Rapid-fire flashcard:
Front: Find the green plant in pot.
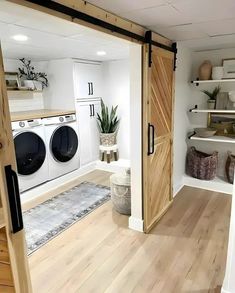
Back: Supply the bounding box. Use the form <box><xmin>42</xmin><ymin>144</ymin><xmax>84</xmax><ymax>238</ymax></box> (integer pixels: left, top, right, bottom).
<box><xmin>97</xmin><ymin>99</ymin><xmax>120</xmax><ymax>146</ymax></box>
<box><xmin>18</xmin><ymin>58</ymin><xmax>49</xmax><ymax>91</ymax></box>
<box><xmin>202</xmin><ymin>86</ymin><xmax>220</xmax><ymax>110</ymax></box>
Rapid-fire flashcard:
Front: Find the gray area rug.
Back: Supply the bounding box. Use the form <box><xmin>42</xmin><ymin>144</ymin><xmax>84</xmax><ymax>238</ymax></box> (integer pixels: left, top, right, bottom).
<box><xmin>23</xmin><ymin>181</ymin><xmax>110</xmax><ymax>254</ymax></box>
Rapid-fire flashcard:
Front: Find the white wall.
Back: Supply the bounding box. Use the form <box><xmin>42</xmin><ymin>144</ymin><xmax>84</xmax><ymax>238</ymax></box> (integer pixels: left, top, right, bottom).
<box><xmin>102</xmin><ymin>59</ymin><xmax>130</xmax><ymax>160</ymax></box>
<box><xmin>222</xmin><ymin>174</ymin><xmax>235</xmax><ymax>293</ymax></box>
<box><xmin>43</xmin><ymin>58</ymin><xmax>75</xmax><ymax>110</ymax></box>
<box><xmin>129</xmin><ymin>44</ymin><xmax>143</xmax><ymax>231</ymax></box>
<box><xmin>173</xmin><ymin>44</ymin><xmax>192</xmax><ymax>195</ymax></box>
<box><xmin>3</xmin><ymin>58</ymin><xmax>47</xmax><ymax>112</ymax></box>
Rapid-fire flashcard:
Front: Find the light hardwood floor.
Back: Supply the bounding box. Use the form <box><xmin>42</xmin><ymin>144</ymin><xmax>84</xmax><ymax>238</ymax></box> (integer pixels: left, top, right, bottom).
<box><xmin>28</xmin><ymin>171</ymin><xmax>231</xmax><ymax>293</ymax></box>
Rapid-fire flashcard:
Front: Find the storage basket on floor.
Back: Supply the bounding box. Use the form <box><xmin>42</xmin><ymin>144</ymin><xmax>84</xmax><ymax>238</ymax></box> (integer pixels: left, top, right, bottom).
<box><xmin>110</xmin><ymin>169</ymin><xmax>131</xmax><ymax>215</ymax></box>
<box><xmin>186</xmin><ymin>147</ymin><xmax>218</xmax><ymax>180</ymax></box>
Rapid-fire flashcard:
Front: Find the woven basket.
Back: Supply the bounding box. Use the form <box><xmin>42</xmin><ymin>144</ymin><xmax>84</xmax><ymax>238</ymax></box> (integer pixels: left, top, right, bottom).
<box><xmin>186</xmin><ymin>147</ymin><xmax>218</xmax><ymax>180</ymax></box>
<box><xmin>110</xmin><ymin>170</ymin><xmax>131</xmax><ymax>215</ymax></box>
<box><xmin>100</xmin><ymin>132</ymin><xmax>116</xmax><ymax>146</ymax></box>
<box><xmin>225</xmin><ymin>151</ymin><xmax>235</xmax><ymax>184</ymax></box>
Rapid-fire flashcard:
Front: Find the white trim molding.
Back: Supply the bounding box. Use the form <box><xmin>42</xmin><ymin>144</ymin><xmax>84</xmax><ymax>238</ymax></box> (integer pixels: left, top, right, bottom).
<box><xmin>222</xmin><ymin>174</ymin><xmax>235</xmax><ymax>293</ymax></box>
<box><xmin>128</xmin><ymin>216</ymin><xmax>144</xmax><ymax>232</ymax></box>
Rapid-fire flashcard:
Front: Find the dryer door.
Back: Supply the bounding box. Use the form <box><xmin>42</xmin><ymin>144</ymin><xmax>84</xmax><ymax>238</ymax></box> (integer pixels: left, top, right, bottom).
<box><xmin>50</xmin><ymin>125</ymin><xmax>78</xmax><ymax>162</ymax></box>
<box><xmin>14</xmin><ymin>131</ymin><xmax>46</xmax><ymax>175</ymax></box>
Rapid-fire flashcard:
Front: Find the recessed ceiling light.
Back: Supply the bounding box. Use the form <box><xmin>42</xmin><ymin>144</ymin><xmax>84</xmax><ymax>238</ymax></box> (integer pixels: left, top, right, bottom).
<box><xmin>97</xmin><ymin>51</ymin><xmax>106</xmax><ymax>56</ymax></box>
<box><xmin>12</xmin><ymin>34</ymin><xmax>28</xmax><ymax>42</ymax></box>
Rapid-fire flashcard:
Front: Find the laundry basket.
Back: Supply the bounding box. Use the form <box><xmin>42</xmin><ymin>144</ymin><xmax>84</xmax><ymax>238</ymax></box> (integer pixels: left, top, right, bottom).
<box><xmin>186</xmin><ymin>147</ymin><xmax>218</xmax><ymax>180</ymax></box>
<box><xmin>110</xmin><ymin>169</ymin><xmax>131</xmax><ymax>215</ymax></box>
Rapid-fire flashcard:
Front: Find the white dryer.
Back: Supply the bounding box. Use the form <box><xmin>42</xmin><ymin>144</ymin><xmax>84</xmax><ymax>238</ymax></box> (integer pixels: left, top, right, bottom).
<box><xmin>43</xmin><ymin>114</ymin><xmax>79</xmax><ymax>180</ymax></box>
<box><xmin>12</xmin><ymin>119</ymin><xmax>49</xmax><ymax>192</ymax></box>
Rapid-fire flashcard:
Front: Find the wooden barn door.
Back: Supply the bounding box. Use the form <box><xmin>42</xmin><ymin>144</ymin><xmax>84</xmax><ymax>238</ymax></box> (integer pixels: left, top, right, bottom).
<box><xmin>143</xmin><ymin>44</ymin><xmax>175</xmax><ymax>232</ymax></box>
<box><xmin>0</xmin><ymin>44</ymin><xmax>32</xmax><ymax>292</ymax></box>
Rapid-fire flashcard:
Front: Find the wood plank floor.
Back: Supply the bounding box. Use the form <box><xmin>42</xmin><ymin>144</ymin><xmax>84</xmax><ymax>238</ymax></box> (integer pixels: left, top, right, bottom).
<box><xmin>28</xmin><ymin>171</ymin><xmax>231</xmax><ymax>293</ymax></box>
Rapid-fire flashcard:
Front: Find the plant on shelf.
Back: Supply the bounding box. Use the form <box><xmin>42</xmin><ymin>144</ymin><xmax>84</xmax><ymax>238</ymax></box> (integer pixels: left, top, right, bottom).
<box><xmin>18</xmin><ymin>58</ymin><xmax>49</xmax><ymax>90</ymax></box>
<box><xmin>202</xmin><ymin>85</ymin><xmax>221</xmax><ymax>110</ymax></box>
<box><xmin>97</xmin><ymin>99</ymin><xmax>120</xmax><ymax>146</ymax></box>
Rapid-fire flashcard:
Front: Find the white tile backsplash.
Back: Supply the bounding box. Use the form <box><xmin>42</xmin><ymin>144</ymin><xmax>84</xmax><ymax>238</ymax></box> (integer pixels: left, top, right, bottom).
<box><xmin>8</xmin><ymin>92</ymin><xmax>44</xmax><ymax>112</ymax></box>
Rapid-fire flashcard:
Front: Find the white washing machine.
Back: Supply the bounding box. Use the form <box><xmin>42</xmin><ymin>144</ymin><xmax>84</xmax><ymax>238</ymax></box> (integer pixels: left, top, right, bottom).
<box><xmin>12</xmin><ymin>119</ymin><xmax>49</xmax><ymax>193</ymax></box>
<box><xmin>43</xmin><ymin>114</ymin><xmax>79</xmax><ymax>180</ymax></box>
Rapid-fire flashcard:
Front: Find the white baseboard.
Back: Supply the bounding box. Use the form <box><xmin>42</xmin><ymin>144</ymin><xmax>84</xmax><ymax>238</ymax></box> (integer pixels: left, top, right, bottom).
<box><xmin>21</xmin><ymin>162</ymin><xmax>96</xmax><ymax>204</ymax></box>
<box><xmin>173</xmin><ymin>184</ymin><xmax>184</xmax><ymax>197</ymax></box>
<box><xmin>95</xmin><ymin>159</ymin><xmax>130</xmax><ymax>173</ymax></box>
<box><xmin>221</xmin><ymin>287</ymin><xmax>230</xmax><ymax>293</ymax></box>
<box><xmin>183</xmin><ymin>174</ymin><xmax>232</xmax><ymax>195</ymax></box>
<box><xmin>128</xmin><ymin>216</ymin><xmax>144</xmax><ymax>232</ymax></box>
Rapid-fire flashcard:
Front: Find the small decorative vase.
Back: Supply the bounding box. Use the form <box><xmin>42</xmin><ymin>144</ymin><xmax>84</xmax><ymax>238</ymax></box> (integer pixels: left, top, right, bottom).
<box><xmin>225</xmin><ymin>151</ymin><xmax>235</xmax><ymax>184</ymax></box>
<box><xmin>207</xmin><ymin>99</ymin><xmax>216</xmax><ymax>109</ymax></box>
<box><xmin>199</xmin><ymin>60</ymin><xmax>212</xmax><ymax>80</ymax></box>
<box><xmin>23</xmin><ymin>80</ymin><xmax>35</xmax><ymax>90</ymax></box>
<box><xmin>100</xmin><ymin>132</ymin><xmax>116</xmax><ymax>146</ymax></box>
<box><xmin>212</xmin><ymin>66</ymin><xmax>224</xmax><ymax>80</ymax></box>
<box><xmin>33</xmin><ymin>81</ymin><xmax>43</xmax><ymax>91</ymax></box>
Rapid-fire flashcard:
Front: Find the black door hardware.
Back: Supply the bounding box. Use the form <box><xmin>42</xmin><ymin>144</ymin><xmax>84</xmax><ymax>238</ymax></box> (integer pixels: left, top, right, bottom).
<box><xmin>147</xmin><ymin>123</ymin><xmax>155</xmax><ymax>156</ymax></box>
<box><xmin>5</xmin><ymin>165</ymin><xmax>23</xmax><ymax>233</ymax></box>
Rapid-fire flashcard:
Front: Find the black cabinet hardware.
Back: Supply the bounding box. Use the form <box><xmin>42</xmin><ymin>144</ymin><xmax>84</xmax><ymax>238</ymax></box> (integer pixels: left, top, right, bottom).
<box><xmin>89</xmin><ymin>104</ymin><xmax>93</xmax><ymax>116</ymax></box>
<box><xmin>147</xmin><ymin>123</ymin><xmax>155</xmax><ymax>155</ymax></box>
<box><xmin>92</xmin><ymin>104</ymin><xmax>95</xmax><ymax>116</ymax></box>
<box><xmin>88</xmin><ymin>82</ymin><xmax>91</xmax><ymax>95</ymax></box>
<box><xmin>91</xmin><ymin>82</ymin><xmax>94</xmax><ymax>95</ymax></box>
<box><xmin>5</xmin><ymin>165</ymin><xmax>23</xmax><ymax>233</ymax></box>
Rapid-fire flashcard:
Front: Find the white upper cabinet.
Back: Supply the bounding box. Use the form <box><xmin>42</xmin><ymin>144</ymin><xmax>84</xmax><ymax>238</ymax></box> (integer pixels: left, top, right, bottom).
<box><xmin>74</xmin><ymin>62</ymin><xmax>102</xmax><ymax>99</ymax></box>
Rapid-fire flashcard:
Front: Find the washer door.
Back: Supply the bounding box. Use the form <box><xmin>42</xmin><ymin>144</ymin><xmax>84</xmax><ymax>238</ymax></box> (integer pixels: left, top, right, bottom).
<box><xmin>50</xmin><ymin>126</ymin><xmax>78</xmax><ymax>162</ymax></box>
<box><xmin>14</xmin><ymin>131</ymin><xmax>46</xmax><ymax>175</ymax></box>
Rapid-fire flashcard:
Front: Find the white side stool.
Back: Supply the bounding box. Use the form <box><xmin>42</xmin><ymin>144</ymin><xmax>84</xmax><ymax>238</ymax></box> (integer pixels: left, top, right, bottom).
<box><xmin>99</xmin><ymin>144</ymin><xmax>118</xmax><ymax>163</ymax></box>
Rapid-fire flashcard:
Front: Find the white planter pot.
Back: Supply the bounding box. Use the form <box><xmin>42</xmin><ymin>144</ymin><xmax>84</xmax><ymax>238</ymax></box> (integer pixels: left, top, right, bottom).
<box><xmin>33</xmin><ymin>81</ymin><xmax>43</xmax><ymax>91</ymax></box>
<box><xmin>100</xmin><ymin>132</ymin><xmax>116</xmax><ymax>146</ymax></box>
<box><xmin>207</xmin><ymin>100</ymin><xmax>216</xmax><ymax>109</ymax></box>
<box><xmin>212</xmin><ymin>66</ymin><xmax>224</xmax><ymax>80</ymax></box>
<box><xmin>23</xmin><ymin>80</ymin><xmax>35</xmax><ymax>90</ymax></box>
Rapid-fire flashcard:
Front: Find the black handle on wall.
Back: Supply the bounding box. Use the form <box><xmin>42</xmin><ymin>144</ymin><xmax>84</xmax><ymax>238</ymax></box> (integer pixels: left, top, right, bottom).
<box><xmin>147</xmin><ymin>123</ymin><xmax>155</xmax><ymax>156</ymax></box>
<box><xmin>5</xmin><ymin>165</ymin><xmax>23</xmax><ymax>233</ymax></box>
<box><xmin>88</xmin><ymin>82</ymin><xmax>91</xmax><ymax>95</ymax></box>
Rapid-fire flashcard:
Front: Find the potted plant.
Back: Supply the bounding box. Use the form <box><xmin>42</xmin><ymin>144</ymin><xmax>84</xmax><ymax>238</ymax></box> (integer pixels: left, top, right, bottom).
<box><xmin>202</xmin><ymin>86</ymin><xmax>221</xmax><ymax>109</ymax></box>
<box><xmin>18</xmin><ymin>58</ymin><xmax>49</xmax><ymax>91</ymax></box>
<box><xmin>97</xmin><ymin>99</ymin><xmax>120</xmax><ymax>146</ymax></box>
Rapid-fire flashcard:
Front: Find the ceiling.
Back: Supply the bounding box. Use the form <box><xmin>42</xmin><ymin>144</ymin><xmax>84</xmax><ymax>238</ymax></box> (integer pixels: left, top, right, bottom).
<box><xmin>88</xmin><ymin>0</ymin><xmax>235</xmax><ymax>51</ymax></box>
<box><xmin>0</xmin><ymin>1</ymin><xmax>130</xmax><ymax>61</ymax></box>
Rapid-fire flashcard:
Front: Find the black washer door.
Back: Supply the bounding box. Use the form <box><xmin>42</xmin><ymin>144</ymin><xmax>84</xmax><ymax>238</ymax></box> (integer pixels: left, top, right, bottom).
<box><xmin>51</xmin><ymin>126</ymin><xmax>78</xmax><ymax>162</ymax></box>
<box><xmin>14</xmin><ymin>132</ymin><xmax>46</xmax><ymax>175</ymax></box>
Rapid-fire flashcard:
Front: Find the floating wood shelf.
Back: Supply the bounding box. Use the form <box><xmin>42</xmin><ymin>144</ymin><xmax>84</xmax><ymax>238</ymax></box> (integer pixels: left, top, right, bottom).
<box><xmin>7</xmin><ymin>89</ymin><xmax>42</xmax><ymax>93</ymax></box>
<box><xmin>189</xmin><ymin>133</ymin><xmax>235</xmax><ymax>144</ymax></box>
<box><xmin>0</xmin><ymin>208</ymin><xmax>5</xmax><ymax>229</ymax></box>
<box><xmin>191</xmin><ymin>79</ymin><xmax>235</xmax><ymax>86</ymax></box>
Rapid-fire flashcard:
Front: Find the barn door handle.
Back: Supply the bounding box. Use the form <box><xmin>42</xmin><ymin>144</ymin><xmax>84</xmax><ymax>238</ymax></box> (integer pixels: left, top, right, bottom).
<box><xmin>5</xmin><ymin>165</ymin><xmax>23</xmax><ymax>233</ymax></box>
<box><xmin>147</xmin><ymin>123</ymin><xmax>155</xmax><ymax>155</ymax></box>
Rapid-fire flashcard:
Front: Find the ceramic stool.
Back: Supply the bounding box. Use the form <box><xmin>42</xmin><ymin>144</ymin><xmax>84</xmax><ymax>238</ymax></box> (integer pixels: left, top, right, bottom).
<box><xmin>99</xmin><ymin>144</ymin><xmax>118</xmax><ymax>163</ymax></box>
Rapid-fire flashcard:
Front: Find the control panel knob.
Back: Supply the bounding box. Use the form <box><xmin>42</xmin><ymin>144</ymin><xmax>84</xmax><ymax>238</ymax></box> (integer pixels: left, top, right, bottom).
<box><xmin>19</xmin><ymin>121</ymin><xmax>25</xmax><ymax>128</ymax></box>
<box><xmin>59</xmin><ymin>117</ymin><xmax>64</xmax><ymax>122</ymax></box>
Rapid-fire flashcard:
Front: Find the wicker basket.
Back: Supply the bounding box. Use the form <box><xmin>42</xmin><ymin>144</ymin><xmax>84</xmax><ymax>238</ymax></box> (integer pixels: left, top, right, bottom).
<box><xmin>110</xmin><ymin>169</ymin><xmax>131</xmax><ymax>215</ymax></box>
<box><xmin>100</xmin><ymin>132</ymin><xmax>116</xmax><ymax>146</ymax></box>
<box><xmin>225</xmin><ymin>151</ymin><xmax>235</xmax><ymax>184</ymax></box>
<box><xmin>186</xmin><ymin>147</ymin><xmax>218</xmax><ymax>180</ymax></box>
